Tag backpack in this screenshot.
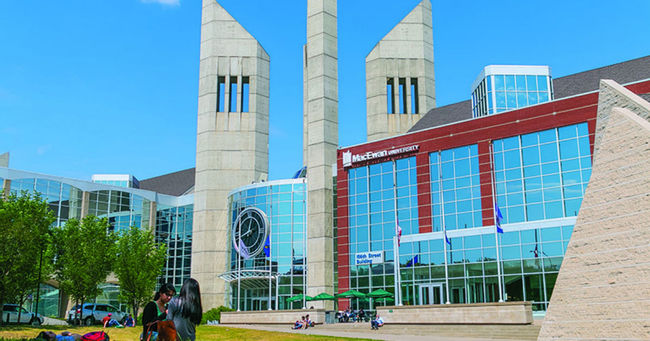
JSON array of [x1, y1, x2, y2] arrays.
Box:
[[81, 331, 109, 341], [36, 331, 57, 341]]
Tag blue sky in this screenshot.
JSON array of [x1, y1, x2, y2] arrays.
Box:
[[1, 0, 649, 182]]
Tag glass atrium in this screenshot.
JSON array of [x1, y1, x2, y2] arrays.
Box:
[[225, 179, 308, 311], [471, 65, 553, 117]]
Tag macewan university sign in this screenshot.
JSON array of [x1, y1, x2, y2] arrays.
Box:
[[342, 145, 419, 168]]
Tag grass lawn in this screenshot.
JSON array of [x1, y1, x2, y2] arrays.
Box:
[[0, 324, 372, 341]]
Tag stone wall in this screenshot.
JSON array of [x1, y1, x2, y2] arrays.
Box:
[[538, 80, 650, 339], [221, 309, 326, 325], [376, 302, 533, 325]]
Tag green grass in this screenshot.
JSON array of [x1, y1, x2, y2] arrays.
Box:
[[0, 324, 372, 341]]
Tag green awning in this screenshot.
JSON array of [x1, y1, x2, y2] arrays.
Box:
[[309, 292, 336, 301], [286, 294, 312, 302], [335, 289, 367, 298], [367, 289, 394, 298]]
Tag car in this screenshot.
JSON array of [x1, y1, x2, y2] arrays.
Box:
[[2, 304, 44, 326], [67, 303, 126, 326]]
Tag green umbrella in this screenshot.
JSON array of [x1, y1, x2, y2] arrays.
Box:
[[335, 290, 367, 298], [286, 294, 312, 302], [309, 292, 336, 301], [336, 290, 367, 310], [367, 289, 394, 298]]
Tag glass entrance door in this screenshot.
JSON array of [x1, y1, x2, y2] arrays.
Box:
[[419, 283, 444, 305]]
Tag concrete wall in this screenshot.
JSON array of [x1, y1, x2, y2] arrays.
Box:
[[366, 0, 435, 142], [221, 309, 326, 325], [193, 0, 270, 310], [538, 80, 650, 339], [304, 0, 337, 310], [376, 302, 533, 325], [0, 152, 8, 168]]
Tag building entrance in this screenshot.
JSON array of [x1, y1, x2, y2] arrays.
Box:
[[418, 283, 444, 305]]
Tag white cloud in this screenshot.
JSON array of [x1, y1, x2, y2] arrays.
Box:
[[140, 0, 180, 6]]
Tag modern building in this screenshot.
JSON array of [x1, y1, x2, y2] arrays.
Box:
[[222, 178, 308, 311], [0, 167, 193, 316], [471, 65, 553, 118], [91, 174, 140, 189], [336, 57, 650, 313], [3, 0, 650, 321]]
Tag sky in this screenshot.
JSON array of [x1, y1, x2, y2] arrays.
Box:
[[1, 0, 649, 182]]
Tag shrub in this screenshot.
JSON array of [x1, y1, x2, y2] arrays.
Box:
[[201, 306, 235, 324]]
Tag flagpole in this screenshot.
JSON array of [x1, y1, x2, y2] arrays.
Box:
[[393, 165, 402, 306], [268, 233, 272, 310], [237, 212, 241, 311], [489, 143, 504, 303], [437, 153, 451, 304]]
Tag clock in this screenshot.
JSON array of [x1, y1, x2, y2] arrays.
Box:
[[232, 207, 269, 258]]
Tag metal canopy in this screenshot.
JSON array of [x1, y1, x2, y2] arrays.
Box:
[[218, 270, 278, 289]]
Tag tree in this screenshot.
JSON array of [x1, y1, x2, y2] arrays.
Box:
[[113, 225, 167, 322], [0, 191, 55, 325], [53, 216, 116, 325]]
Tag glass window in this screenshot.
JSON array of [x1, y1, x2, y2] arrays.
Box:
[[516, 75, 526, 91], [526, 75, 537, 91], [505, 75, 515, 91], [537, 76, 548, 91], [494, 75, 505, 90]]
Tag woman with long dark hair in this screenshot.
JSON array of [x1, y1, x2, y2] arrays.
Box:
[[142, 283, 176, 340], [167, 278, 202, 341]]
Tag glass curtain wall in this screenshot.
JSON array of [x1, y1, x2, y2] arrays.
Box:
[[156, 204, 193, 289], [346, 157, 418, 309], [429, 145, 482, 232], [492, 122, 592, 223], [87, 190, 151, 232], [9, 178, 83, 226], [395, 122, 590, 311], [228, 180, 307, 311]]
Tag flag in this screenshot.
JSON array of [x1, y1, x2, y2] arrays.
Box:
[[444, 229, 451, 246], [532, 244, 539, 258], [495, 203, 504, 234], [396, 219, 402, 247], [405, 255, 419, 267], [239, 239, 250, 259], [263, 235, 270, 257]]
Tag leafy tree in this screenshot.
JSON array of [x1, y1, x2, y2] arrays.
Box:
[[113, 225, 167, 322], [53, 216, 116, 325], [0, 191, 55, 325]]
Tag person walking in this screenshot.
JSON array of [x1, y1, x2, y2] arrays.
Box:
[[167, 278, 203, 341], [142, 283, 176, 340]]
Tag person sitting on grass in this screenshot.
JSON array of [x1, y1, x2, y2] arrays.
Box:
[[102, 313, 121, 328], [371, 314, 384, 330], [305, 314, 314, 328], [124, 314, 135, 327], [292, 318, 303, 329]]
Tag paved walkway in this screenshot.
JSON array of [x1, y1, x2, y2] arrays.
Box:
[[218, 323, 539, 341]]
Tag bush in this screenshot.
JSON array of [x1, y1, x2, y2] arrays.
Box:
[[201, 306, 234, 324]]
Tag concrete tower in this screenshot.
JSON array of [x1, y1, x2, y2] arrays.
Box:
[[304, 0, 337, 308], [366, 0, 435, 141], [193, 0, 270, 309]]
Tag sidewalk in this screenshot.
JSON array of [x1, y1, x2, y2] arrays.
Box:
[[217, 322, 541, 341]]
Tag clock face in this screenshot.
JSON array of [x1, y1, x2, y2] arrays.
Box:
[[232, 207, 269, 258]]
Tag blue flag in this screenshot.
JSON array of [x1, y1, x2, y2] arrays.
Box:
[[444, 229, 451, 246], [405, 255, 419, 267], [263, 235, 270, 257], [495, 203, 504, 234]]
